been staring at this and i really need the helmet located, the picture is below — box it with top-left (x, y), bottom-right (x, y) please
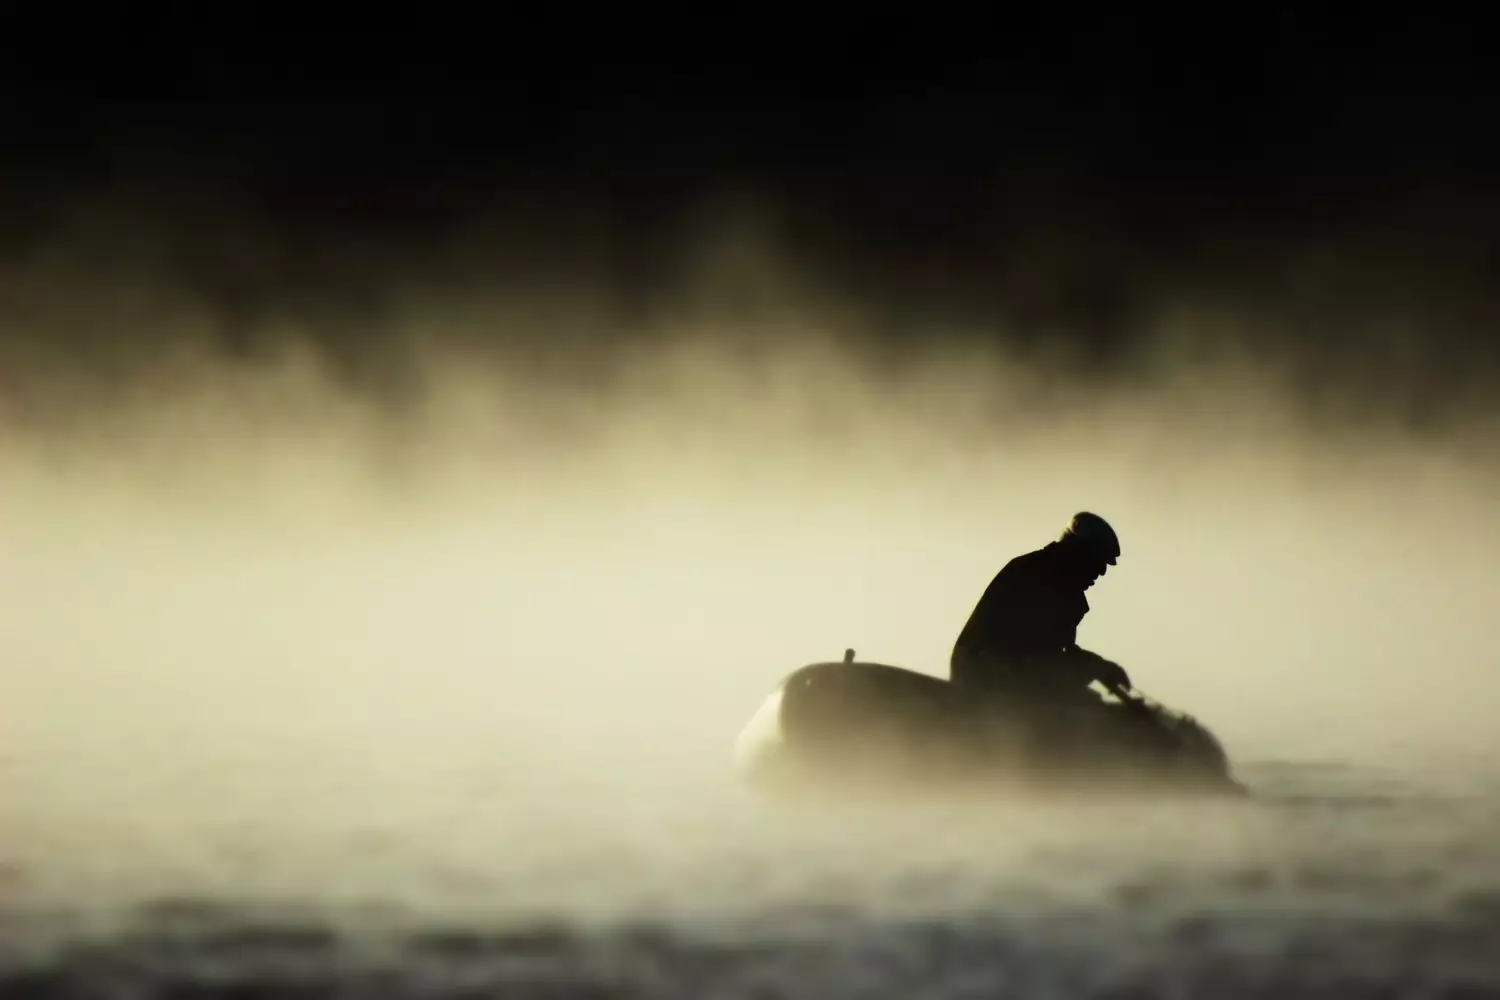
top-left (1061, 511), bottom-right (1120, 565)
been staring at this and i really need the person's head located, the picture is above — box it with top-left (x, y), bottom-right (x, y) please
top-left (1057, 511), bottom-right (1120, 588)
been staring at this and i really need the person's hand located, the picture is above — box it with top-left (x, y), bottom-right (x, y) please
top-left (1095, 659), bottom-right (1132, 693)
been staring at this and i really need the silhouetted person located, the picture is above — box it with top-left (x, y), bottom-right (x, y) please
top-left (951, 512), bottom-right (1130, 705)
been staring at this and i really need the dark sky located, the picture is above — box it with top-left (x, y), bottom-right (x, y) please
top-left (2, 14), bottom-right (1498, 415)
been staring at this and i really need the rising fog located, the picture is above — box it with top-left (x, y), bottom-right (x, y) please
top-left (2, 196), bottom-right (1497, 922)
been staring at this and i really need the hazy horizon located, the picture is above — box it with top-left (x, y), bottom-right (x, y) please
top-left (5, 213), bottom-right (1497, 821)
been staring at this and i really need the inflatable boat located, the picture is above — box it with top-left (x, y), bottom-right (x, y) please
top-left (734, 650), bottom-right (1246, 798)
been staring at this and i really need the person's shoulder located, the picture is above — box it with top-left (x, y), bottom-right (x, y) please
top-left (998, 544), bottom-right (1055, 576)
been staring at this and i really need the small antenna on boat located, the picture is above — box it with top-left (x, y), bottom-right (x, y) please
top-left (843, 648), bottom-right (855, 663)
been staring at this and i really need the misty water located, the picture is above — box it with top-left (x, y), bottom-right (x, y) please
top-left (4, 316), bottom-right (1500, 997)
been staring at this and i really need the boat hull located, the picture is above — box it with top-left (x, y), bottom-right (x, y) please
top-left (735, 660), bottom-right (1244, 799)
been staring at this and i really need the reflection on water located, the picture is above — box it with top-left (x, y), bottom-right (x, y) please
top-left (6, 758), bottom-right (1500, 998)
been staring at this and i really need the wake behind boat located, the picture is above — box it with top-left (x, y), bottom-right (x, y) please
top-left (735, 649), bottom-right (1246, 799)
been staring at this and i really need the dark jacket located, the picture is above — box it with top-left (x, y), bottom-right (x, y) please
top-left (950, 541), bottom-right (1091, 693)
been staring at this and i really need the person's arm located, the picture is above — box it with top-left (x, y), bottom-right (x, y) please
top-left (1064, 646), bottom-right (1132, 692)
